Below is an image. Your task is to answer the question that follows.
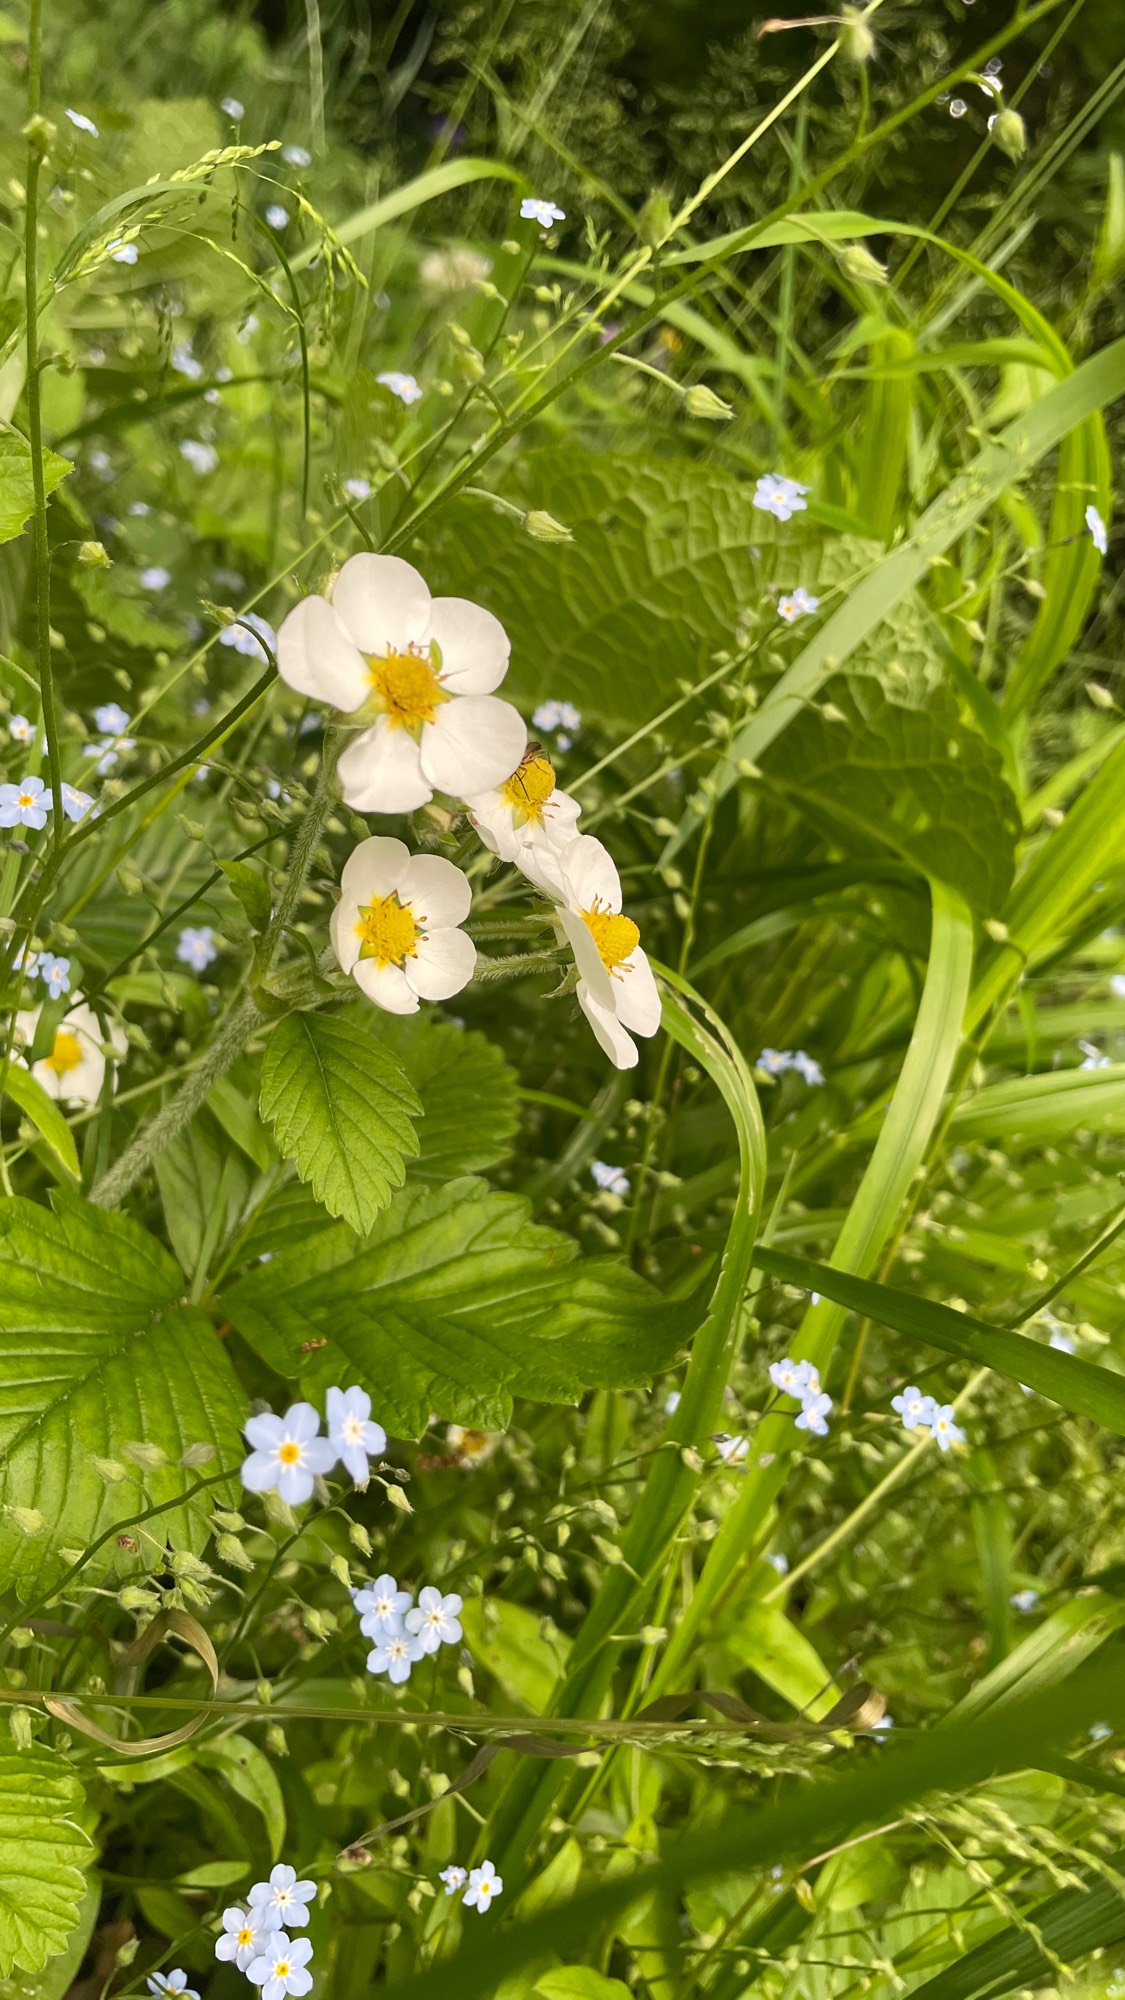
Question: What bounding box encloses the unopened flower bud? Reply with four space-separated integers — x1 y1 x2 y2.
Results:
91 1456 127 1484
77 539 112 568
1087 680 1115 710
123 1441 166 1471
9 1707 33 1750
6 1506 44 1535
348 1521 373 1558
115 1938 139 1969
638 191 674 248
216 1533 254 1571
179 1441 216 1468
168 1548 212 1581
841 243 887 286
265 1723 288 1758
118 1585 161 1614
22 114 56 155
384 1481 413 1515
524 509 574 543
452 345 485 384
839 7 875 61
329 1552 352 1592
684 383 734 421
991 107 1027 161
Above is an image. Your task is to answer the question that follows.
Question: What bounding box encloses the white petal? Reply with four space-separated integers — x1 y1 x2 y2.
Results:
340 835 410 900
557 907 614 1009
555 833 622 915
578 983 639 1068
406 928 476 1001
464 790 518 862
353 959 419 1013
277 597 368 711
420 695 527 798
330 554 431 654
427 597 510 693
539 789 582 842
398 852 472 928
339 721 432 813
614 946 662 1037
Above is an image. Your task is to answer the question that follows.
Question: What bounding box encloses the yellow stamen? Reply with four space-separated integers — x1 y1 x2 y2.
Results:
356 892 419 967
278 1441 301 1466
18 792 34 807
368 646 445 729
582 900 640 976
275 1965 290 1980
238 1931 253 1948
46 1029 83 1077
501 745 556 823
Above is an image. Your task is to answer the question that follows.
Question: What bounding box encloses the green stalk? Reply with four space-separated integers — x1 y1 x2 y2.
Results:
641 877 973 1698
22 0 64 854
482 980 766 1893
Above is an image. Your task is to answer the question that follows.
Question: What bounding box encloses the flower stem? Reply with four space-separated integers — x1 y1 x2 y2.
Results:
23 0 64 855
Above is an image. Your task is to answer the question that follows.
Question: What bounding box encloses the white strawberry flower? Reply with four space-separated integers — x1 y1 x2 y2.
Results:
404 1585 463 1654
15 998 126 1106
330 835 476 1015
549 835 661 1069
276 553 525 813
463 741 581 890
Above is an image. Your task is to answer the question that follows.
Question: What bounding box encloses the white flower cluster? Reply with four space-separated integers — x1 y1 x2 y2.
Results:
890 1386 965 1452
439 1859 503 1912
277 554 661 1067
214 1865 317 1999
240 1387 386 1506
14 995 127 1105
769 1356 832 1437
350 1571 463 1684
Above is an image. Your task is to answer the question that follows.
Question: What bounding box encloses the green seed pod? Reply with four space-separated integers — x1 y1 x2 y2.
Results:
991 107 1028 161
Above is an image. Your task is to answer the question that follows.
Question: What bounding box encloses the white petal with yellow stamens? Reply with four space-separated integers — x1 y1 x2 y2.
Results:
426 597 510 692
418 693 525 797
331 835 476 1016
331 553 431 653
465 742 582 887
276 555 523 813
338 719 434 813
276 595 369 711
548 835 662 1071
16 997 126 1106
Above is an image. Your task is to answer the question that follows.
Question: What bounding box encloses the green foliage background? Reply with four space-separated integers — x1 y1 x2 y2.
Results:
2 0 1125 1996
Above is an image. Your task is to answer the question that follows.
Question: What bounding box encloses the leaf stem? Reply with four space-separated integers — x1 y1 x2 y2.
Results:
22 0 64 856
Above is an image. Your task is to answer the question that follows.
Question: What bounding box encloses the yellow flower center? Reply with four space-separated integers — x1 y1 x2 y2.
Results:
46 1029 83 1077
500 746 556 823
582 902 640 976
275 1963 290 1980
278 1441 301 1466
356 892 419 967
18 791 35 807
368 646 445 729
238 1930 253 1948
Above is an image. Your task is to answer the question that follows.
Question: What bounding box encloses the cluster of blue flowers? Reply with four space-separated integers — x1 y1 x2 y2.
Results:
769 1357 832 1437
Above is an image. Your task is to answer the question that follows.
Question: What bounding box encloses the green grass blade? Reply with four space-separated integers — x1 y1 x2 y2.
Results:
752 1247 1125 1433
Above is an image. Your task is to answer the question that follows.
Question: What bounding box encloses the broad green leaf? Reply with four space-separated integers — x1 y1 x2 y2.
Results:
0 1196 243 1596
753 1246 1125 1434
725 1600 840 1719
420 450 760 725
219 858 272 933
0 1060 79 1178
222 1177 686 1435
460 1599 570 1713
259 1012 421 1236
662 333 1125 860
196 1735 287 1855
536 1974 631 2000
154 1111 256 1277
373 1012 519 1177
0 1875 101 2000
765 671 1019 916
0 433 72 546
0 1736 90 1978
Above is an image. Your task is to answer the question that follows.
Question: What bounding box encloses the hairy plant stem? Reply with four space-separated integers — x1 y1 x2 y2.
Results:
90 746 338 1209
22 0 64 855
